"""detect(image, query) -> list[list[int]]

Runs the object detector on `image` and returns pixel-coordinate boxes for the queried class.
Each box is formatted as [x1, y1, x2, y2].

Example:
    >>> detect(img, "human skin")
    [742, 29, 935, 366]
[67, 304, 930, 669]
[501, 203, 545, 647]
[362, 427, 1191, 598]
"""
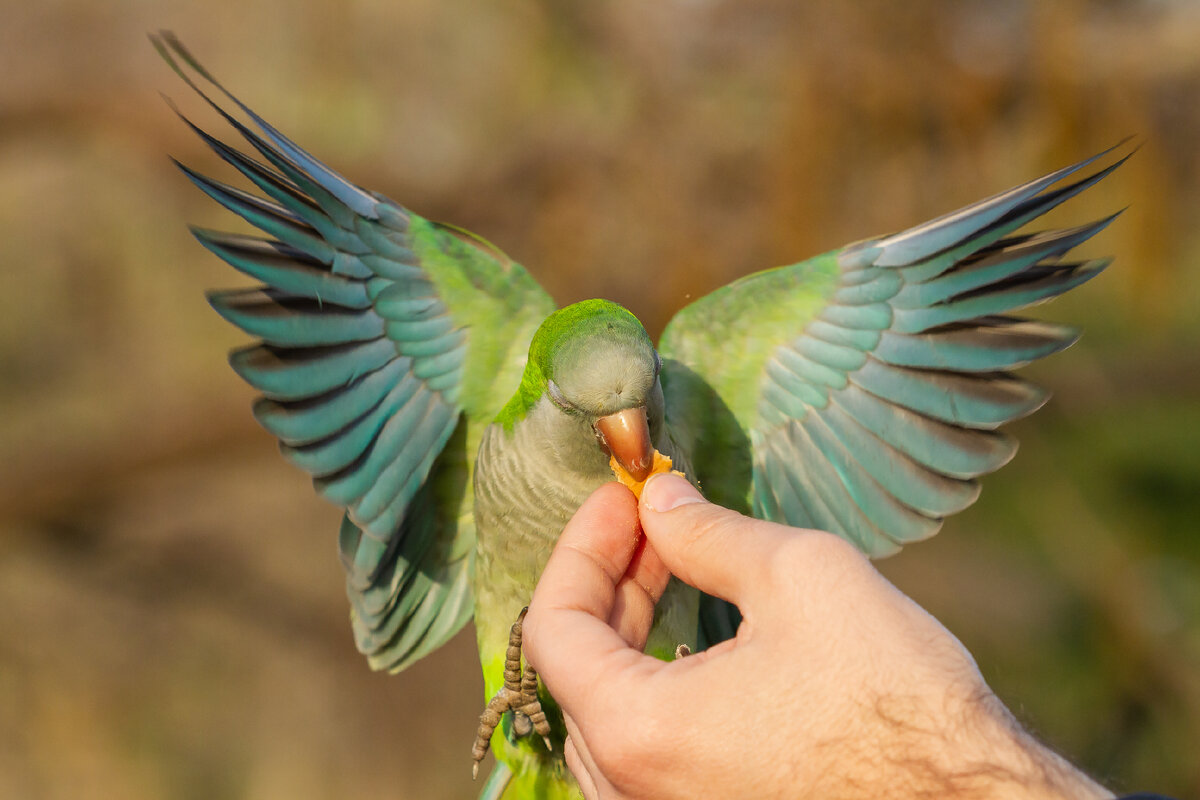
[523, 473, 1114, 800]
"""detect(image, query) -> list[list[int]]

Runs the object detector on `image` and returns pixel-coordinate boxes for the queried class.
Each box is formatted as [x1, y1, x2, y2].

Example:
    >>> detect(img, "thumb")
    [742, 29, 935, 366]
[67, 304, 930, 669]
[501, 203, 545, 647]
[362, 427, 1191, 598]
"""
[638, 473, 798, 607]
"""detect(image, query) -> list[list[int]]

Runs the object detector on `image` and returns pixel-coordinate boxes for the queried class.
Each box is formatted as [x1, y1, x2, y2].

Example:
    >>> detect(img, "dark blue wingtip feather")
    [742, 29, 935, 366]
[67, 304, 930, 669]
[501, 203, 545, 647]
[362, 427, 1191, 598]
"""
[876, 141, 1134, 268]
[154, 31, 381, 220]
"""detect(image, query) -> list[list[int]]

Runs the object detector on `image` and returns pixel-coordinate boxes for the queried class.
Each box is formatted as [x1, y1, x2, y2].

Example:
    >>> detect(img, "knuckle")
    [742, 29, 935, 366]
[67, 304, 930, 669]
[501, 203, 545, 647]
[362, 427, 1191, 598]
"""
[754, 520, 804, 572]
[797, 529, 865, 564]
[799, 531, 877, 603]
[768, 529, 864, 595]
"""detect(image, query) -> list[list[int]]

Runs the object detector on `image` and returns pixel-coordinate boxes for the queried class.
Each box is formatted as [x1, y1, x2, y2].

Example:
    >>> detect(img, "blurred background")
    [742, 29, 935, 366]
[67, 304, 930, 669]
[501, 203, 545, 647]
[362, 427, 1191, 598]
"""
[2, 0, 1199, 797]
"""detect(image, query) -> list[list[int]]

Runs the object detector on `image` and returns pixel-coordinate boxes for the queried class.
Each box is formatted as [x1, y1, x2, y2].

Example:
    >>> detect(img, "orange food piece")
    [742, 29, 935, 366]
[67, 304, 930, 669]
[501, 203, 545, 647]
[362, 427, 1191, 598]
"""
[609, 450, 686, 499]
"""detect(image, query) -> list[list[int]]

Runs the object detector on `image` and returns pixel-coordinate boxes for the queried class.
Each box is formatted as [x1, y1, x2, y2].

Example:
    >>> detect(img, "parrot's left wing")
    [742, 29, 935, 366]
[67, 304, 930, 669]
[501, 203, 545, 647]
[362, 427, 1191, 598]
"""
[155, 34, 555, 672]
[659, 147, 1127, 642]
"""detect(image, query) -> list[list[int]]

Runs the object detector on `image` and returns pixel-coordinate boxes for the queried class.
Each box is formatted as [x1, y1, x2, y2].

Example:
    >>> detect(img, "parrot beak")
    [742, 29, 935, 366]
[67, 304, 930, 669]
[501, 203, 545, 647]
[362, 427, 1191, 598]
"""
[595, 406, 654, 482]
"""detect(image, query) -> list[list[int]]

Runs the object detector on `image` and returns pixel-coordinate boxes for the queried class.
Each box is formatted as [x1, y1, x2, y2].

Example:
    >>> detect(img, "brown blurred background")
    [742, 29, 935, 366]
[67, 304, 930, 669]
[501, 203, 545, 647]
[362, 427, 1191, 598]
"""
[2, 1, 1199, 798]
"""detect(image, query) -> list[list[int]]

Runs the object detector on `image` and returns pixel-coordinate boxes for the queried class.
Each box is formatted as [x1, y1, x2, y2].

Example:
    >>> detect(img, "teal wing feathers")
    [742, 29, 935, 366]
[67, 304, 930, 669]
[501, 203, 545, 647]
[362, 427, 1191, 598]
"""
[156, 34, 555, 672]
[660, 147, 1128, 642]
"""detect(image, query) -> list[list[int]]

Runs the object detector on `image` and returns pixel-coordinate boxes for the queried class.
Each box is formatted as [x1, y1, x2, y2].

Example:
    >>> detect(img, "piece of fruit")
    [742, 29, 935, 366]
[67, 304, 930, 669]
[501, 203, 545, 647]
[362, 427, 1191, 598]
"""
[609, 450, 685, 499]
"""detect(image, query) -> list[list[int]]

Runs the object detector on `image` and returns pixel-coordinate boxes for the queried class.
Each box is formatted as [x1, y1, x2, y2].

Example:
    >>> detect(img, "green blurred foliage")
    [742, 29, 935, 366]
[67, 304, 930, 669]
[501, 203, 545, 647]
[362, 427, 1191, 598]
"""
[1, 0, 1198, 798]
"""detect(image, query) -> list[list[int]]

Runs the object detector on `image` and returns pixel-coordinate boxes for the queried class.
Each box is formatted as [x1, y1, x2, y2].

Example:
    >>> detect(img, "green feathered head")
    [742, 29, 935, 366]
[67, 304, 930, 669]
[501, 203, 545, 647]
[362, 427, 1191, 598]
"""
[495, 299, 659, 429]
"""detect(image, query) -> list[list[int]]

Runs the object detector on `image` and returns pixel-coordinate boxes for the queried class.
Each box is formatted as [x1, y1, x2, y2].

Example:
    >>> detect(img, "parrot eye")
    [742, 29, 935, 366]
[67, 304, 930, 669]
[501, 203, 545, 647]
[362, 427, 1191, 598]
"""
[547, 380, 579, 414]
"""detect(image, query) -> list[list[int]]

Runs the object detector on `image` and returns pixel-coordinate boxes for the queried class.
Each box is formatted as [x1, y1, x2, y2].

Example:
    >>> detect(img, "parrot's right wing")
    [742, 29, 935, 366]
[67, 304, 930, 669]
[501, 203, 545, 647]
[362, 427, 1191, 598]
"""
[659, 146, 1128, 644]
[155, 34, 555, 672]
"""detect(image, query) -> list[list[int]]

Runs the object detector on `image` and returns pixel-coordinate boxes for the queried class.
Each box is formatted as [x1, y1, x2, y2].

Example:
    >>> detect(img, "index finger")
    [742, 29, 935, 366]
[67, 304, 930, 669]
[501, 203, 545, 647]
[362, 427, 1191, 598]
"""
[524, 483, 664, 712]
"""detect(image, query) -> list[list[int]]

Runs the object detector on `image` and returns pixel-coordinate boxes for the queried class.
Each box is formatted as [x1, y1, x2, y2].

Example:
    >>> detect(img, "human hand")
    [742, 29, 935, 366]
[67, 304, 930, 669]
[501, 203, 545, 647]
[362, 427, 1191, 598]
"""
[523, 473, 1112, 800]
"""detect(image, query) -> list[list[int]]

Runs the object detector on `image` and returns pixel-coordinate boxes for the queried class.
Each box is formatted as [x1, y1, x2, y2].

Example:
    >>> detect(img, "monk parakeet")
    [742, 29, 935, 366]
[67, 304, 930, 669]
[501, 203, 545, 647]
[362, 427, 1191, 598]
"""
[154, 33, 1126, 800]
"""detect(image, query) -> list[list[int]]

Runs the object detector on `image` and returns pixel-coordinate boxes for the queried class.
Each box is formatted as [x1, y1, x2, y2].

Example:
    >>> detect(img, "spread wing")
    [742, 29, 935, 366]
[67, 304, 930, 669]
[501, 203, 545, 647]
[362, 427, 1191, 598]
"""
[155, 34, 555, 672]
[660, 146, 1127, 642]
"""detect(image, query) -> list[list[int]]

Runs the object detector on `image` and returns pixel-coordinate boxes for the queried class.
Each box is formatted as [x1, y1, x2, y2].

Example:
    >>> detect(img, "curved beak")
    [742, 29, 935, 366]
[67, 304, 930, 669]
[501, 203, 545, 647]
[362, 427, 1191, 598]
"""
[595, 406, 654, 482]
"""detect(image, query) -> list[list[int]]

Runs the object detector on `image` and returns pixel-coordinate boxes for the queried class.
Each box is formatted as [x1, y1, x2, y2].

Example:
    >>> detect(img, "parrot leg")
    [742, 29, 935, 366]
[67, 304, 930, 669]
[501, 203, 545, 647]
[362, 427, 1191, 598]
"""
[471, 607, 552, 779]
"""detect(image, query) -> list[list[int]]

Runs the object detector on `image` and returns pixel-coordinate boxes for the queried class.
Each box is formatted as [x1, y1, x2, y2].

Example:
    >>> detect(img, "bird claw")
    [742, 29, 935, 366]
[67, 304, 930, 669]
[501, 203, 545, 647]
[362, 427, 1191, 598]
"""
[675, 643, 691, 659]
[471, 607, 552, 779]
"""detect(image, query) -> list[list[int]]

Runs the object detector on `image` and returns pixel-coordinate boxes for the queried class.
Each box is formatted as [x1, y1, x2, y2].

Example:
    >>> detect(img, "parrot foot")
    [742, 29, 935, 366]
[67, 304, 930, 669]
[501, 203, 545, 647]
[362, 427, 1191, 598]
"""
[675, 643, 691, 659]
[471, 607, 552, 779]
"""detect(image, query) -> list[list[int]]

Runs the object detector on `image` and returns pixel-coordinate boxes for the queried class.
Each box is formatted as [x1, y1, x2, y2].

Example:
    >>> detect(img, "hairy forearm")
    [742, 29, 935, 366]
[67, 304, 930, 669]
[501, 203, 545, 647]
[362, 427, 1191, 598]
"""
[821, 687, 1112, 800]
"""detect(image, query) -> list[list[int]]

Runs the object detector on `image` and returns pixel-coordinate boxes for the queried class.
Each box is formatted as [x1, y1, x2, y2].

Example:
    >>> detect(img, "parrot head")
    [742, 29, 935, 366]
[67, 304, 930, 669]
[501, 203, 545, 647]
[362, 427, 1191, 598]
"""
[500, 299, 664, 481]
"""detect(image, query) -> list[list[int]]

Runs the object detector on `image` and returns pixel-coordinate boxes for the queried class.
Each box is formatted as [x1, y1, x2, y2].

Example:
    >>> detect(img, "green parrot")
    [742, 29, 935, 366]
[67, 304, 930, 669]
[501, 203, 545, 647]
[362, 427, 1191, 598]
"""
[154, 33, 1127, 800]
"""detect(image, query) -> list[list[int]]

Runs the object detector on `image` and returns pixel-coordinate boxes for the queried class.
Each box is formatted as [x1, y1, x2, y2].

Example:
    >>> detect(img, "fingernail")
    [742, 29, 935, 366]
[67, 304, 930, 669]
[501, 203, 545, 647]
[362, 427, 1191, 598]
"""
[642, 472, 705, 512]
